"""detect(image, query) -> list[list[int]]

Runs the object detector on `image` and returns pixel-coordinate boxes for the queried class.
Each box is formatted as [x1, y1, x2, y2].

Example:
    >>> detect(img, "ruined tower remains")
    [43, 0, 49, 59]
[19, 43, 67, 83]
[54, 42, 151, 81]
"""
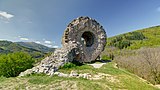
[19, 16, 107, 76]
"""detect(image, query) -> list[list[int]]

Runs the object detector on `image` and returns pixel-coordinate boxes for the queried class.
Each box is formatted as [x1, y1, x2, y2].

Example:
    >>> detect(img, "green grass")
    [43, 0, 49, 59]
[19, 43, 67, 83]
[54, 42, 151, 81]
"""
[107, 25, 160, 50]
[0, 62, 159, 90]
[0, 76, 6, 82]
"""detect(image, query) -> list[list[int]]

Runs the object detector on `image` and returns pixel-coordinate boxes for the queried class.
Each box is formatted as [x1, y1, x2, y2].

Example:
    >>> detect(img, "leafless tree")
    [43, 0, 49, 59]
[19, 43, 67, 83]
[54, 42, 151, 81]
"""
[115, 48, 160, 84]
[138, 48, 160, 84]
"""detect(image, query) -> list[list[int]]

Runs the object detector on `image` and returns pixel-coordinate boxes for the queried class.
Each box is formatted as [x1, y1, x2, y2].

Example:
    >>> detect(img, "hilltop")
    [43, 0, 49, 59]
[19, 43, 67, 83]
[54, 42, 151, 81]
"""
[101, 25, 160, 59]
[0, 40, 54, 59]
[16, 42, 55, 53]
[107, 25, 160, 49]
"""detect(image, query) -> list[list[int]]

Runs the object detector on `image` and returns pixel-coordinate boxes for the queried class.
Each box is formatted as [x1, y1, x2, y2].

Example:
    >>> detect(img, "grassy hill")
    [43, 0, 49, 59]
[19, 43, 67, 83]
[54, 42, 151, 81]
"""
[16, 42, 55, 53]
[101, 25, 160, 86]
[0, 62, 159, 90]
[107, 25, 160, 49]
[101, 25, 160, 61]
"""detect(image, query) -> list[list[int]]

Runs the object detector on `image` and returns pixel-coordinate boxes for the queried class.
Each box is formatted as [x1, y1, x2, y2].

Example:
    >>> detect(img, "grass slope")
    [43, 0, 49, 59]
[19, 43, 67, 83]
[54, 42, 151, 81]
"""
[0, 62, 159, 90]
[108, 25, 160, 49]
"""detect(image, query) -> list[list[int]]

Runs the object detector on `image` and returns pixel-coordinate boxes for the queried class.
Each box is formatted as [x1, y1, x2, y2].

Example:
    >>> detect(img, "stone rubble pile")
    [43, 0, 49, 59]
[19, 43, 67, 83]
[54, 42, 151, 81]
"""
[54, 71, 92, 79]
[19, 41, 79, 76]
[53, 70, 119, 82]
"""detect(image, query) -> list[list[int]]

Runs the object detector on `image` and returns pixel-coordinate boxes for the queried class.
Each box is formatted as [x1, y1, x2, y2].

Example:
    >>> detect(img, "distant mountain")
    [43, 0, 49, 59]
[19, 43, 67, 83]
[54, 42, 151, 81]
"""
[107, 25, 160, 49]
[0, 40, 46, 58]
[16, 42, 55, 53]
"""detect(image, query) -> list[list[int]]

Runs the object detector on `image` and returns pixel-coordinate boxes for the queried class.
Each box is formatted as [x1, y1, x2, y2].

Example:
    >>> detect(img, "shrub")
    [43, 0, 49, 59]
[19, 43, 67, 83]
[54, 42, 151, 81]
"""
[126, 32, 146, 40]
[101, 55, 112, 60]
[109, 32, 146, 49]
[0, 52, 35, 77]
[115, 48, 160, 84]
[114, 40, 131, 49]
[61, 62, 76, 69]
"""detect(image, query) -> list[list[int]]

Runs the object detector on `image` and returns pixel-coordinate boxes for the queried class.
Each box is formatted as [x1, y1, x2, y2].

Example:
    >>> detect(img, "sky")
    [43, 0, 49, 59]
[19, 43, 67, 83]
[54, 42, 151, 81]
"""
[0, 0, 160, 48]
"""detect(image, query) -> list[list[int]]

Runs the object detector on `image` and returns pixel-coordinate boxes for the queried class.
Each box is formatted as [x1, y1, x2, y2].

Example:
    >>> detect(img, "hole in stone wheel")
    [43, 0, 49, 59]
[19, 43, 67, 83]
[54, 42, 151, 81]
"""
[81, 31, 94, 47]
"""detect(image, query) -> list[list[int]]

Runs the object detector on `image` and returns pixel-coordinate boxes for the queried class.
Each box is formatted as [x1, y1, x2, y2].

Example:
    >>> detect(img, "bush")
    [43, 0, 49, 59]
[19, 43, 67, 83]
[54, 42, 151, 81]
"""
[61, 62, 76, 69]
[117, 40, 131, 49]
[115, 48, 160, 84]
[126, 32, 146, 40]
[101, 55, 112, 60]
[0, 52, 35, 77]
[109, 32, 146, 49]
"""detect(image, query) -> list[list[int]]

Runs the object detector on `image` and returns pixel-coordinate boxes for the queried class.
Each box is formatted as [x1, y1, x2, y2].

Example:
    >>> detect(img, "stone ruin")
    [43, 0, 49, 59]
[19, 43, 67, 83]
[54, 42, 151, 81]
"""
[19, 16, 107, 76]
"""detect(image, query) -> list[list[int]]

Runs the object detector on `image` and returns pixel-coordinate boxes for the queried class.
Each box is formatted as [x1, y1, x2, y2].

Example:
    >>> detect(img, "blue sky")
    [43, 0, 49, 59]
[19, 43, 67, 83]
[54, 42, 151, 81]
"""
[0, 0, 160, 48]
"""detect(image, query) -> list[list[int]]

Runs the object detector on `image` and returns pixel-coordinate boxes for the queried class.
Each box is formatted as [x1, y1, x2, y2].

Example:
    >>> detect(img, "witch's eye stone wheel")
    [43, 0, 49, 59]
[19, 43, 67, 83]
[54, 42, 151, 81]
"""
[62, 16, 107, 63]
[19, 16, 107, 76]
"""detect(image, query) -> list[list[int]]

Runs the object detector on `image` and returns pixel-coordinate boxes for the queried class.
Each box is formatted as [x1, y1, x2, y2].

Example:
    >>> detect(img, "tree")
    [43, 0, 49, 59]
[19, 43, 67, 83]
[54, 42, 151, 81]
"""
[115, 48, 160, 84]
[0, 52, 35, 77]
[139, 48, 160, 84]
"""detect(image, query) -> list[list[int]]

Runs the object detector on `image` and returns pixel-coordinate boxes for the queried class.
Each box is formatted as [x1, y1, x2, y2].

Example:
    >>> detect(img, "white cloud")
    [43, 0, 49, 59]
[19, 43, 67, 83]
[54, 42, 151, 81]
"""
[44, 44, 59, 48]
[52, 46, 59, 48]
[0, 39, 5, 40]
[44, 44, 52, 48]
[35, 41, 41, 44]
[0, 11, 14, 19]
[20, 38, 29, 41]
[44, 40, 52, 44]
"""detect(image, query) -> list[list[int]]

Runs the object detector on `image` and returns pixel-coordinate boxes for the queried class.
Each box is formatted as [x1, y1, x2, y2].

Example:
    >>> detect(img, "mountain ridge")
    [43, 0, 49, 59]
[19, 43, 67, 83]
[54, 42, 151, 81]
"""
[16, 42, 55, 53]
[0, 40, 48, 58]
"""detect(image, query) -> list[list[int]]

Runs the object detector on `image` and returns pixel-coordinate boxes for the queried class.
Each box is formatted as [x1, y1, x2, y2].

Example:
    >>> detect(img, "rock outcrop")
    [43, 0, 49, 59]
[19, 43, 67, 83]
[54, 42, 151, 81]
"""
[19, 16, 107, 76]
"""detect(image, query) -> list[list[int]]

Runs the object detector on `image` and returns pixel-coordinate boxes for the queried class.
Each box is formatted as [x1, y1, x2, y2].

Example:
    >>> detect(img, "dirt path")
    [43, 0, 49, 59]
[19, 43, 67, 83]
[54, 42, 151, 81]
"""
[88, 63, 106, 68]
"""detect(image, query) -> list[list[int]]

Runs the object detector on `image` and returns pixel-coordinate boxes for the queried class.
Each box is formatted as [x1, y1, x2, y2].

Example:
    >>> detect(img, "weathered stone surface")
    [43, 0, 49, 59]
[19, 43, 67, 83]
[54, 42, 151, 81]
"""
[19, 42, 79, 76]
[62, 16, 107, 62]
[70, 70, 79, 77]
[19, 16, 107, 76]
